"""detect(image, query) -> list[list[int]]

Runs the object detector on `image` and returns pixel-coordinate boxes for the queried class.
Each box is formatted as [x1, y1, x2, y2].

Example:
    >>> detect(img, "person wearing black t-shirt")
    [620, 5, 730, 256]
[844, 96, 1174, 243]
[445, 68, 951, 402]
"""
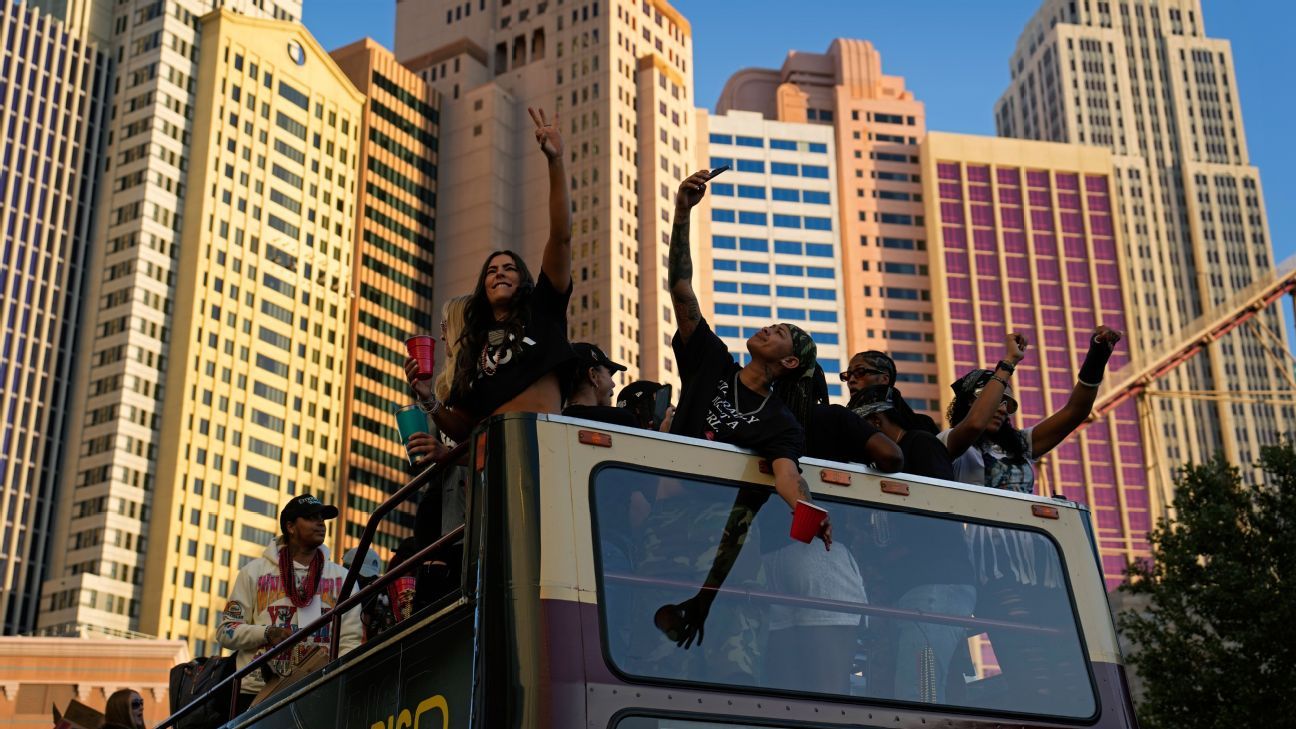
[803, 365, 904, 471]
[404, 107, 575, 441]
[561, 342, 638, 428]
[653, 170, 844, 675]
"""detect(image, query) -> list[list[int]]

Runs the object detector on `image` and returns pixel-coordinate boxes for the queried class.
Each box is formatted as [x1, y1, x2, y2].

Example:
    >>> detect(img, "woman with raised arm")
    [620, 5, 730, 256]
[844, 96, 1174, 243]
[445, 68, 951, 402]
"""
[404, 107, 574, 442]
[941, 327, 1120, 492]
[941, 326, 1123, 703]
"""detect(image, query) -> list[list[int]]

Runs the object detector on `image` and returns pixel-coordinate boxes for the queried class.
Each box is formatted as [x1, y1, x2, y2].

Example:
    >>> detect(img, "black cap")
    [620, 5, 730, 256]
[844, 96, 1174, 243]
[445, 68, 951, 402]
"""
[279, 494, 339, 532]
[572, 342, 627, 373]
[616, 379, 662, 407]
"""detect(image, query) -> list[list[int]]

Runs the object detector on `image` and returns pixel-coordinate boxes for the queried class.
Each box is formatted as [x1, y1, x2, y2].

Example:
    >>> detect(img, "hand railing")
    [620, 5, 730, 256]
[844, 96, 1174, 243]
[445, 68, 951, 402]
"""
[155, 442, 469, 729]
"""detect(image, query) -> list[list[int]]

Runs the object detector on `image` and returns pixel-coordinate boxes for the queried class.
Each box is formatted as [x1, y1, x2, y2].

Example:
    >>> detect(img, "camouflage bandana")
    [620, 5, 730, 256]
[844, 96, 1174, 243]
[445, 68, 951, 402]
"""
[783, 323, 818, 380]
[952, 369, 1019, 413]
[849, 384, 896, 418]
[857, 350, 897, 384]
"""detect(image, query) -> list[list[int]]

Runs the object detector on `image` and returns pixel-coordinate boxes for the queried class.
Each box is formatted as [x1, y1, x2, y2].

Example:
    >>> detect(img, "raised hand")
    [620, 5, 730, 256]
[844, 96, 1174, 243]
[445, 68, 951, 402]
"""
[1004, 331, 1029, 365]
[528, 107, 562, 160]
[675, 169, 712, 213]
[1092, 325, 1123, 348]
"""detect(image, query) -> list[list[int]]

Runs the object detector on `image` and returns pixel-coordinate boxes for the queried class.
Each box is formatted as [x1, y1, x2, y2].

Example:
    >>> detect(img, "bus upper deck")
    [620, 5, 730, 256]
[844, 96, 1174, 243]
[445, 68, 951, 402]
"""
[164, 412, 1137, 729]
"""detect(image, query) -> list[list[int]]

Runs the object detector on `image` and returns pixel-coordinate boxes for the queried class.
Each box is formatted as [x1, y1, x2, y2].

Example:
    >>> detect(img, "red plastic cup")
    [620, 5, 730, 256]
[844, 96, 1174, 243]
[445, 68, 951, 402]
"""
[405, 335, 436, 380]
[790, 500, 828, 544]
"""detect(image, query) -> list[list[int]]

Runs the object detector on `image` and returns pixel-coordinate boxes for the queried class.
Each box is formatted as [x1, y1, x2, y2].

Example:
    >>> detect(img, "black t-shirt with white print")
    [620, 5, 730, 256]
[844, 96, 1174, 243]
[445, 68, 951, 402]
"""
[669, 318, 804, 463]
[447, 270, 576, 417]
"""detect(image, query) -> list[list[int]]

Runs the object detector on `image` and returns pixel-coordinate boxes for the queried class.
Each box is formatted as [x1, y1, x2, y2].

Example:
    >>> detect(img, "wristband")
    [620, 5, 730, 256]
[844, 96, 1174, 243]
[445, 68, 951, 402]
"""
[419, 397, 442, 415]
[995, 359, 1017, 375]
[263, 625, 272, 646]
[1077, 336, 1114, 387]
[989, 375, 1012, 389]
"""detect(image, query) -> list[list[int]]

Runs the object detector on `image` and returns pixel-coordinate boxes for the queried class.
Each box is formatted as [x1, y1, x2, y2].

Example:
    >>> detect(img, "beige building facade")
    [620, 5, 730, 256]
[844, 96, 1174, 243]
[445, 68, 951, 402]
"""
[393, 0, 700, 389]
[135, 10, 363, 655]
[0, 635, 188, 729]
[0, 2, 110, 635]
[716, 40, 939, 414]
[31, 0, 303, 638]
[330, 39, 440, 556]
[996, 0, 1295, 489]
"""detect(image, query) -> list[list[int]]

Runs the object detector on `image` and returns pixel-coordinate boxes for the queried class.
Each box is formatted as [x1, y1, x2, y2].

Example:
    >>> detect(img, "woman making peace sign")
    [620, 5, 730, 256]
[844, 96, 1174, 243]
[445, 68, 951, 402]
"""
[405, 107, 576, 440]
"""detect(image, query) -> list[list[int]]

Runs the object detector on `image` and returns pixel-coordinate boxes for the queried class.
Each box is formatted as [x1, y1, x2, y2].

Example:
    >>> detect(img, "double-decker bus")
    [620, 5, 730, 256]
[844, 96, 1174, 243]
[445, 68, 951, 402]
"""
[163, 413, 1138, 729]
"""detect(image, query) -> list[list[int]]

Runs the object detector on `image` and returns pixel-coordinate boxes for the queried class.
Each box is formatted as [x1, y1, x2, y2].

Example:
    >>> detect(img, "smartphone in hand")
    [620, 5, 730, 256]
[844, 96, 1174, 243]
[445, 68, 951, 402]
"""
[652, 384, 673, 426]
[708, 165, 730, 179]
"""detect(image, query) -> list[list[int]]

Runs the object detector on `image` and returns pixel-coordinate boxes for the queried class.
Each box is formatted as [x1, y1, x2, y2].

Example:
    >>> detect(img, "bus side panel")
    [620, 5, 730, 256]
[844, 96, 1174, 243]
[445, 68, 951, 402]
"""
[242, 612, 476, 729]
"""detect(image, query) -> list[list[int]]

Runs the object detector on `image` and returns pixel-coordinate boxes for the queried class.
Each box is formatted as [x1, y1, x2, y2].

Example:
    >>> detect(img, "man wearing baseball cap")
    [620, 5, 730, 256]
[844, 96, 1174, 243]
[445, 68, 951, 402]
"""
[217, 495, 360, 712]
[561, 342, 639, 428]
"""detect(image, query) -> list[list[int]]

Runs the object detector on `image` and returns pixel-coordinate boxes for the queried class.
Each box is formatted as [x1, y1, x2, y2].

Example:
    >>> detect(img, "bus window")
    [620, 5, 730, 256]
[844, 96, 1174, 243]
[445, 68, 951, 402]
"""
[591, 466, 1097, 720]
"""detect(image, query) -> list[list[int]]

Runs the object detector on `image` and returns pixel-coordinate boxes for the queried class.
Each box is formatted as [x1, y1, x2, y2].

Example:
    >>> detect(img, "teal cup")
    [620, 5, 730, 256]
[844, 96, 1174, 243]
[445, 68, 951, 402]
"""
[395, 404, 431, 464]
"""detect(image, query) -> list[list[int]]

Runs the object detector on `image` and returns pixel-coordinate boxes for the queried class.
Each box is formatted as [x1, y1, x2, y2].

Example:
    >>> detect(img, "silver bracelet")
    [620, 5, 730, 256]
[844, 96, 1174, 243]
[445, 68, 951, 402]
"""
[419, 397, 442, 415]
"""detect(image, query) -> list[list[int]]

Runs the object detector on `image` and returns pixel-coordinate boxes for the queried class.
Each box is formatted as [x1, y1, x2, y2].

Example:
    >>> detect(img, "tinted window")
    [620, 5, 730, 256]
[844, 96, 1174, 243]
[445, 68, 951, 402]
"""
[592, 467, 1095, 719]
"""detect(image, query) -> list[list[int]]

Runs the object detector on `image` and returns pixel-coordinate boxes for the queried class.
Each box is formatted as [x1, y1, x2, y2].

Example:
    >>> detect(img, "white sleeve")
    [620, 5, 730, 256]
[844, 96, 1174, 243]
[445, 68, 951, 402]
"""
[217, 568, 266, 651]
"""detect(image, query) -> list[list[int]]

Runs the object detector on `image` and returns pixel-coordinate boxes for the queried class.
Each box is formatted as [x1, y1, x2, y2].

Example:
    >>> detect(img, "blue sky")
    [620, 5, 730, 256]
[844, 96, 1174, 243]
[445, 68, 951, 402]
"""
[304, 0, 1295, 268]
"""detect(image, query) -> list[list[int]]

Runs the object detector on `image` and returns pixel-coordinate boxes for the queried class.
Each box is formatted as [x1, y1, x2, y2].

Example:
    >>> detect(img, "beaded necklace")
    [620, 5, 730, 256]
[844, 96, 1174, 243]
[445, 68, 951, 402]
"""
[277, 546, 324, 608]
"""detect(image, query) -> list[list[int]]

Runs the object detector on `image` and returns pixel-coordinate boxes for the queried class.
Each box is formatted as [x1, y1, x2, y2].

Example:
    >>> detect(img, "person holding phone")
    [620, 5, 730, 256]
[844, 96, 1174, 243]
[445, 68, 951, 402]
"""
[562, 342, 639, 428]
[616, 380, 676, 432]
[403, 107, 574, 441]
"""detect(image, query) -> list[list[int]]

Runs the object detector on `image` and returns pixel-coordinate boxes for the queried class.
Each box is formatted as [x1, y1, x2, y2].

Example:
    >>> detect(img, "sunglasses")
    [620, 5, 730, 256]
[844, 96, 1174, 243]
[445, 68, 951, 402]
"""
[973, 387, 1020, 414]
[839, 366, 887, 382]
[131, 699, 145, 709]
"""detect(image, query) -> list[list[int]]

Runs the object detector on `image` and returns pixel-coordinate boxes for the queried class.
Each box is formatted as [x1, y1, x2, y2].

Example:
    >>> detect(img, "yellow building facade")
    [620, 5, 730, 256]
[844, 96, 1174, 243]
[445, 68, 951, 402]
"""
[139, 10, 363, 654]
[330, 39, 439, 555]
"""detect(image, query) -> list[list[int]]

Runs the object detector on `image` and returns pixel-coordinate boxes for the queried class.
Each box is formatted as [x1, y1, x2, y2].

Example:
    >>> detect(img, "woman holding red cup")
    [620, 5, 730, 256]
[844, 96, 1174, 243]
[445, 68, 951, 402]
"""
[404, 107, 575, 442]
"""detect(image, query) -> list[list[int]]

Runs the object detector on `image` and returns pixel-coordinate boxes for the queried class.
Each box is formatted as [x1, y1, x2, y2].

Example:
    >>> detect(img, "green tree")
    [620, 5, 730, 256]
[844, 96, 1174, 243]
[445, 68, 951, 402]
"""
[1118, 442, 1296, 728]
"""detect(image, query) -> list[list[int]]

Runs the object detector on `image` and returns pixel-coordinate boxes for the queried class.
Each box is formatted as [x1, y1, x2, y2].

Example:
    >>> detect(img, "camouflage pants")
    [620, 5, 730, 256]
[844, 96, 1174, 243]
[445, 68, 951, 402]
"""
[626, 490, 768, 684]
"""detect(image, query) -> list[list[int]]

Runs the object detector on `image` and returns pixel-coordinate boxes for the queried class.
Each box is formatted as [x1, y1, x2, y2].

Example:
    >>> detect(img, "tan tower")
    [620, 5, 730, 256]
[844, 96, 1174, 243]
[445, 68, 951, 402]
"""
[330, 39, 440, 556]
[717, 40, 938, 416]
[392, 0, 698, 389]
[136, 10, 364, 656]
[996, 0, 1295, 490]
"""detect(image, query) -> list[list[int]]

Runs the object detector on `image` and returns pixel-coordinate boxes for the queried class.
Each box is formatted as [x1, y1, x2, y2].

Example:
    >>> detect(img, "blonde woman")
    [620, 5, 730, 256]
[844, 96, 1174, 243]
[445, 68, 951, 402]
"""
[412, 296, 473, 575]
[434, 295, 471, 404]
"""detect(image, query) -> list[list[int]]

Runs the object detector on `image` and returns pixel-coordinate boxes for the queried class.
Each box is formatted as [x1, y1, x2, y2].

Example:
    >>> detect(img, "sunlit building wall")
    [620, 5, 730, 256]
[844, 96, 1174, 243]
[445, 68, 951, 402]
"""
[331, 39, 439, 555]
[137, 10, 363, 656]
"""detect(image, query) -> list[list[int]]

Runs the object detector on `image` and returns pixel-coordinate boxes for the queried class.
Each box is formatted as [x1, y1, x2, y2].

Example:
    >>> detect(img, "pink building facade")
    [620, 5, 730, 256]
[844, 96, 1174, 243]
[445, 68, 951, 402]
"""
[923, 133, 1154, 587]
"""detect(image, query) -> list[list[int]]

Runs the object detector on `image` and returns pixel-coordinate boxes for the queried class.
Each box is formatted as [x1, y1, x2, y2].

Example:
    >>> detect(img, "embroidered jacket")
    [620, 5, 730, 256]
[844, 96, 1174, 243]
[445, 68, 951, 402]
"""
[216, 539, 362, 694]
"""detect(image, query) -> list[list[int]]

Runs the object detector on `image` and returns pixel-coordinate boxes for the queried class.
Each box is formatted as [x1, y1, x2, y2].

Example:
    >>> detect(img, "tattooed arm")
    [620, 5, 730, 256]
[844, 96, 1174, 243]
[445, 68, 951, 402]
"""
[670, 170, 713, 344]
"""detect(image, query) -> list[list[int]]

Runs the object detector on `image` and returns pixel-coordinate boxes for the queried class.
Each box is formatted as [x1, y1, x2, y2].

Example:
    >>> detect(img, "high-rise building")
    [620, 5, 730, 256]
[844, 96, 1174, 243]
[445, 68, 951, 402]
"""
[698, 110, 849, 398]
[393, 0, 699, 389]
[995, 0, 1294, 491]
[133, 10, 364, 655]
[716, 40, 939, 415]
[0, 2, 110, 635]
[330, 39, 440, 555]
[921, 132, 1152, 585]
[32, 0, 302, 638]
